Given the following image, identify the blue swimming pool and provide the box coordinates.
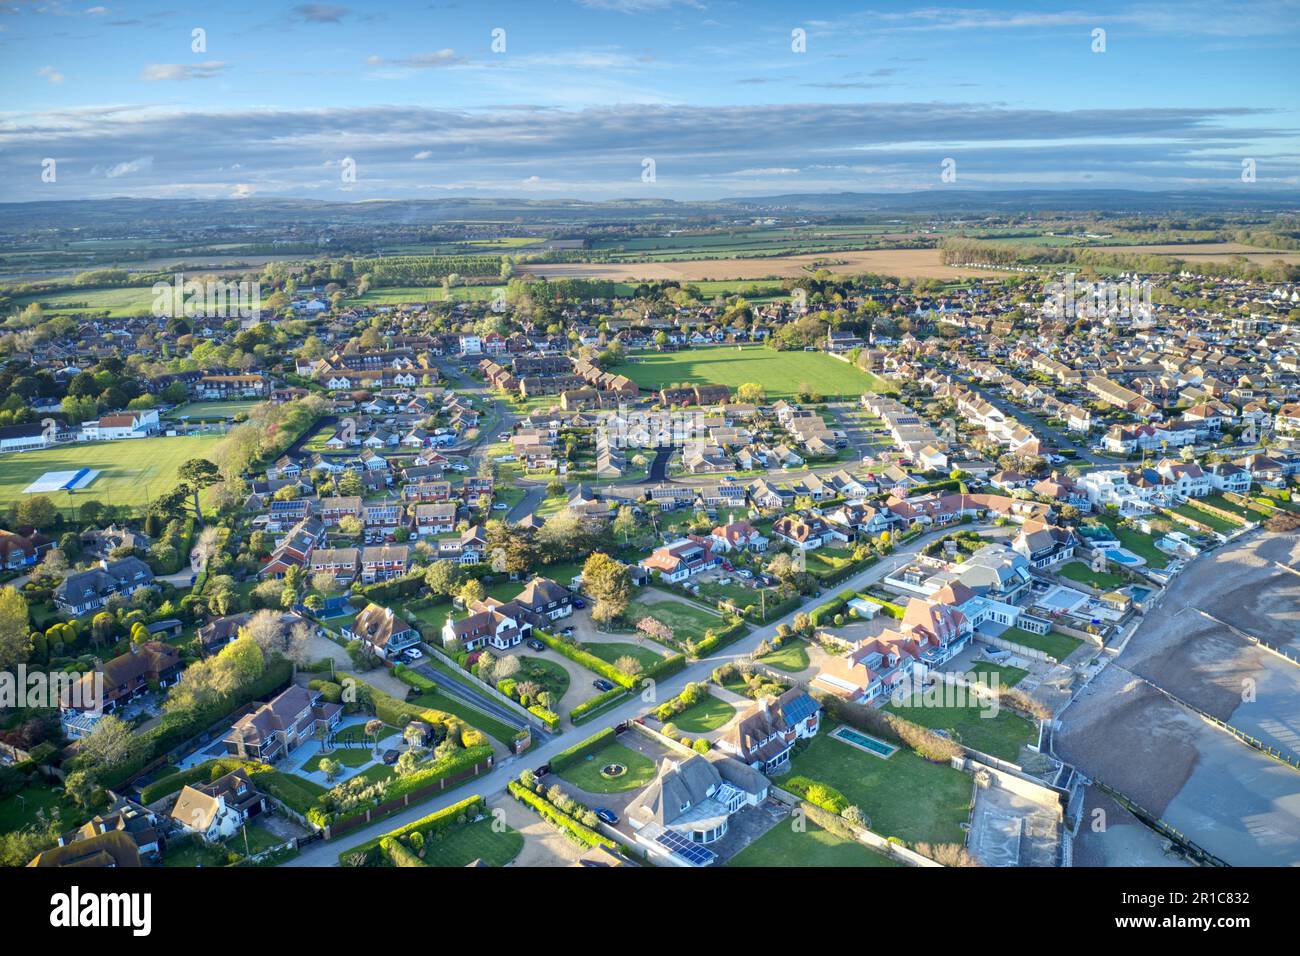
[1106,549,1142,566]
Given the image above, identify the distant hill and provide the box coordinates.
[1,189,1296,232]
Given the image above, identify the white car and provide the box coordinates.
[492,502,509,511]
[498,433,510,441]
[401,647,424,661]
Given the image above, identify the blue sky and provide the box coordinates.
[2,0,1298,201]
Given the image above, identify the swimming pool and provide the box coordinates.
[1105,548,1144,566]
[831,725,898,759]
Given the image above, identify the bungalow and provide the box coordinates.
[625,754,757,853]
[771,513,846,551]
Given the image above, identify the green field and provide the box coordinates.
[163,400,260,420]
[623,345,892,401]
[729,819,899,867]
[0,434,223,511]
[10,284,157,317]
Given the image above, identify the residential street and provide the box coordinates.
[282,521,972,866]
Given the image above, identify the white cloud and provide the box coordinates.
[140,61,226,81]
[38,65,64,84]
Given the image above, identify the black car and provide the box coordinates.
[526,639,545,652]
[534,764,551,778]
[593,678,615,692]
[572,598,586,609]
[594,807,619,825]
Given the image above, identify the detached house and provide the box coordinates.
[441,599,524,652]
[170,769,267,843]
[223,685,343,762]
[343,603,420,660]
[640,538,719,583]
[717,689,821,774]
[55,557,156,614]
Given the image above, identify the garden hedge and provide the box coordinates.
[569,688,628,725]
[341,794,485,862]
[507,780,614,849]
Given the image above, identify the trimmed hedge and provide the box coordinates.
[532,629,636,690]
[569,688,628,726]
[856,593,905,619]
[550,727,616,772]
[341,794,485,863]
[138,757,248,805]
[380,837,428,867]
[507,780,613,849]
[392,664,437,693]
[527,704,560,732]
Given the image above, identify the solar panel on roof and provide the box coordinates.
[654,830,717,867]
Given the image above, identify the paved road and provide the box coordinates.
[282,521,970,866]
[410,657,535,738]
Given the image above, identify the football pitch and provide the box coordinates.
[0,435,222,510]
[623,345,893,401]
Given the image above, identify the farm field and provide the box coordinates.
[0,434,223,511]
[527,248,1015,282]
[9,284,157,317]
[623,345,891,401]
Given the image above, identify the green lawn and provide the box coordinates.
[729,819,899,867]
[0,434,223,512]
[10,284,158,317]
[673,693,738,733]
[1096,517,1169,569]
[622,344,892,402]
[332,722,399,745]
[584,641,665,671]
[1203,494,1270,522]
[1170,503,1240,535]
[555,742,658,794]
[965,661,1028,688]
[419,818,524,867]
[996,627,1084,662]
[778,728,971,845]
[759,637,810,673]
[886,695,1037,761]
[623,592,723,643]
[0,780,80,833]
[1057,560,1126,591]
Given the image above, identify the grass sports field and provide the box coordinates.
[623,345,891,401]
[0,435,222,510]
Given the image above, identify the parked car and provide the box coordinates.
[401,647,424,662]
[594,808,619,825]
[526,639,545,652]
[535,763,551,778]
[593,678,615,692]
[736,568,754,579]
[561,626,575,636]
[572,598,586,609]
[492,502,509,511]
